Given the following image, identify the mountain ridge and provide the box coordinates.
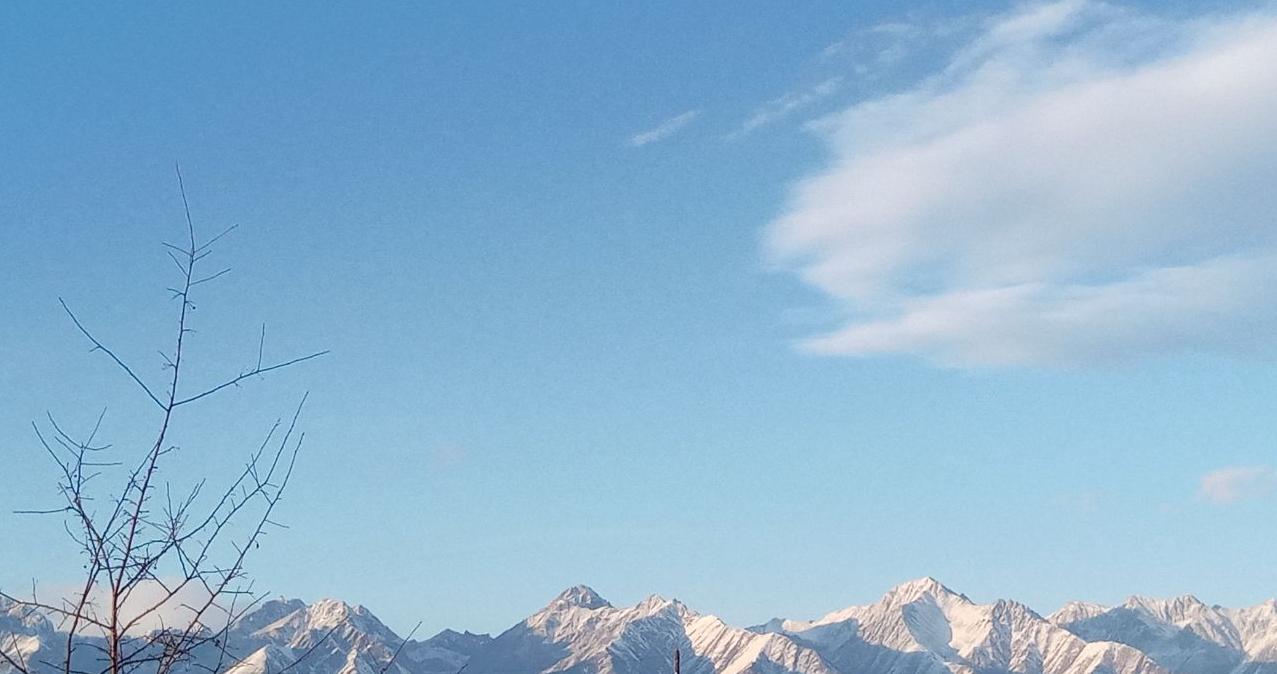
[5,580,1277,674]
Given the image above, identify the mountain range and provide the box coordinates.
[5,579,1277,674]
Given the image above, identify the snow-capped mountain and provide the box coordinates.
[221,597,418,674]
[464,585,832,674]
[1051,594,1277,674]
[752,577,1163,674]
[5,580,1277,674]
[1,595,54,674]
[399,629,492,674]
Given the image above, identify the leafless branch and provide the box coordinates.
[173,352,328,408]
[4,168,323,674]
[2,628,31,674]
[378,622,422,674]
[274,624,342,674]
[58,299,164,410]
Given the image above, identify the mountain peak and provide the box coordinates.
[425,628,493,650]
[904,576,944,588]
[301,598,396,639]
[750,617,788,634]
[1,596,53,636]
[310,598,360,620]
[232,597,308,636]
[430,628,471,640]
[550,585,611,610]
[876,577,971,611]
[635,593,689,615]
[1174,593,1206,610]
[1122,593,1206,614]
[1049,600,1109,625]
[886,577,952,597]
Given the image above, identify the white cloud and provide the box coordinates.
[628,109,701,147]
[766,1,1277,366]
[1199,465,1277,504]
[733,77,844,137]
[39,579,224,635]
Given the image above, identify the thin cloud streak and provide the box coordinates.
[731,77,844,138]
[628,109,702,147]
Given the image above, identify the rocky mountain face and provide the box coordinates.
[4,580,1276,674]
[464,585,832,674]
[1049,594,1277,674]
[750,578,1163,674]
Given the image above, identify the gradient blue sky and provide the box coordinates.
[3,0,1277,638]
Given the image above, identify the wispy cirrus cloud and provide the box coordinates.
[1199,466,1277,504]
[822,20,919,60]
[627,109,702,147]
[766,1,1277,367]
[731,77,844,138]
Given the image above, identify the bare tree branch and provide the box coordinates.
[274,624,342,674]
[173,352,328,408]
[58,299,164,410]
[379,622,422,674]
[5,169,324,674]
[1,629,31,674]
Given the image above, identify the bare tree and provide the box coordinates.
[1,167,327,674]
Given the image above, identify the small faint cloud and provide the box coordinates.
[1198,465,1277,504]
[628,109,702,147]
[823,15,977,80]
[822,20,919,59]
[731,77,844,138]
[870,21,919,36]
[739,15,962,142]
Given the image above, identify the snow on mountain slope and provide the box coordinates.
[1,595,55,674]
[0,598,53,638]
[232,599,311,638]
[1049,604,1109,626]
[1054,595,1277,674]
[225,598,415,674]
[757,578,1165,674]
[685,613,835,674]
[224,645,305,674]
[1227,601,1277,669]
[245,599,402,652]
[6,581,1277,674]
[465,586,833,674]
[400,629,493,674]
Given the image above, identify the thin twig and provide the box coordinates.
[58,299,164,410]
[274,624,342,674]
[173,351,328,408]
[379,622,423,674]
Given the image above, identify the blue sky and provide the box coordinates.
[3,0,1277,637]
